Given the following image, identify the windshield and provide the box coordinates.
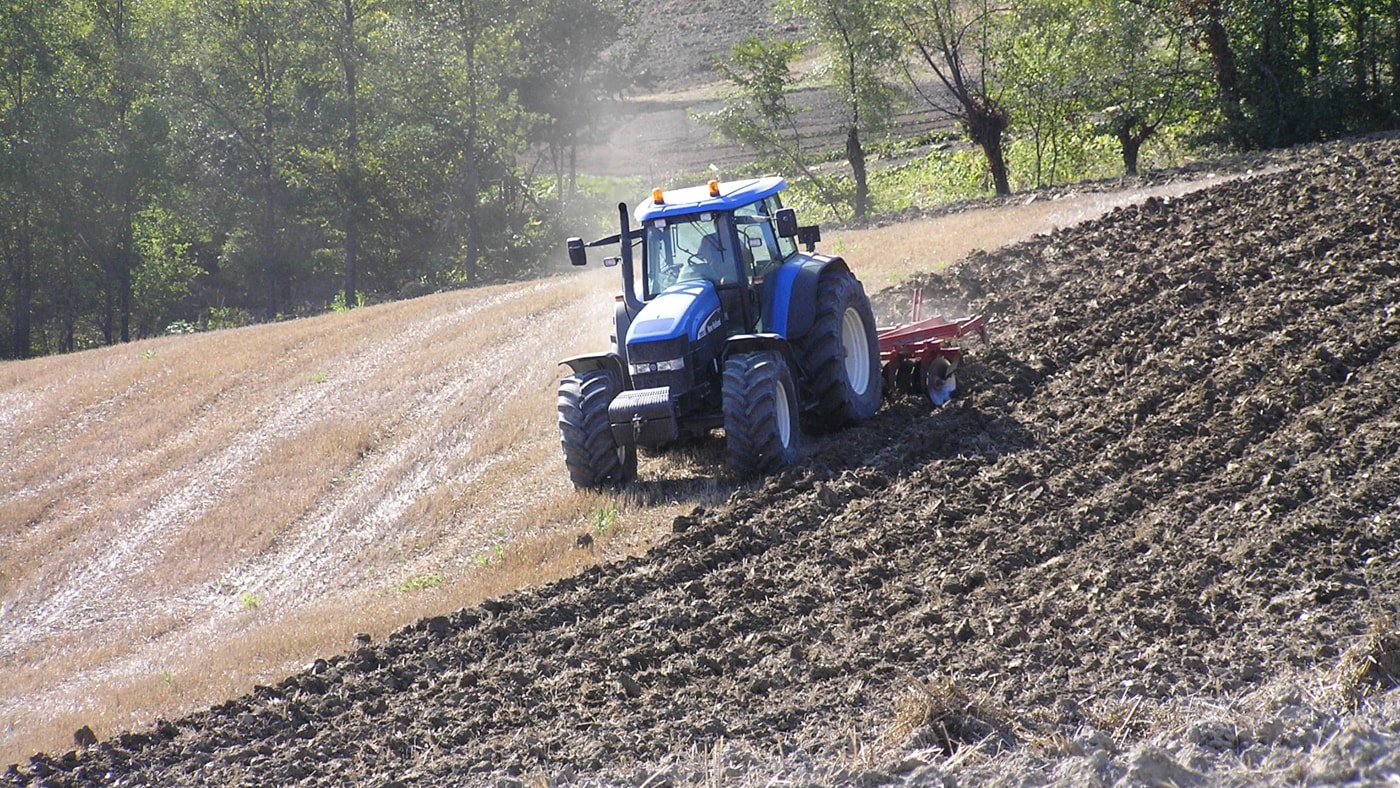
[643,212,739,297]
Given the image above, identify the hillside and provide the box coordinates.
[575,0,949,181]
[0,140,1247,766]
[4,135,1398,784]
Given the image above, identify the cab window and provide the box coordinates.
[643,212,741,297]
[734,198,788,279]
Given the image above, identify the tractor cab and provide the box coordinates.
[637,177,802,336]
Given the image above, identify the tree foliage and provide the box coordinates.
[698,36,849,215]
[2,0,1399,357]
[1179,0,1400,146]
[897,0,1016,195]
[700,1,904,217]
[1001,0,1199,182]
[776,0,905,217]
[0,0,634,358]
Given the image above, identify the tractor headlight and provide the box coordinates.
[630,357,686,375]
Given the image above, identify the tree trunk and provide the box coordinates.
[1193,2,1246,142]
[458,0,481,284]
[464,150,481,284]
[1305,0,1321,79]
[257,27,287,317]
[568,130,578,200]
[340,0,360,307]
[980,138,1011,196]
[113,0,135,344]
[1392,0,1400,113]
[11,221,33,359]
[116,193,134,343]
[1352,0,1369,95]
[966,106,1011,196]
[60,236,76,353]
[94,222,133,346]
[118,244,132,343]
[102,259,115,344]
[846,125,869,218]
[1119,129,1144,176]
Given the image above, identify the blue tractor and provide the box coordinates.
[558,176,881,485]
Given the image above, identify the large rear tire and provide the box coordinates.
[558,370,635,488]
[722,351,800,478]
[796,270,882,431]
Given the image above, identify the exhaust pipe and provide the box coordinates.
[617,202,644,315]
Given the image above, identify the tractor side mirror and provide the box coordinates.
[775,208,798,238]
[797,224,821,252]
[567,237,587,266]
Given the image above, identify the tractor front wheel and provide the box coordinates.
[558,370,635,487]
[722,351,800,478]
[797,271,882,431]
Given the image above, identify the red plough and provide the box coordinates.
[878,289,987,406]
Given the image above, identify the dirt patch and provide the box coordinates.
[9,137,1398,785]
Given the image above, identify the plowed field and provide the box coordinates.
[7,138,1400,786]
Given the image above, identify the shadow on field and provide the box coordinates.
[623,353,1041,509]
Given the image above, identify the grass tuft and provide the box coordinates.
[396,573,444,593]
[886,675,1017,756]
[1336,615,1400,705]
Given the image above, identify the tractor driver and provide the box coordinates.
[676,233,725,284]
[647,215,738,294]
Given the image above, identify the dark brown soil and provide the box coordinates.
[624,0,787,93]
[7,138,1400,786]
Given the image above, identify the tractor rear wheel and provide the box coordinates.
[797,270,882,431]
[722,351,800,478]
[558,370,635,487]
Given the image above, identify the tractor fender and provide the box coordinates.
[612,299,634,364]
[722,334,802,390]
[764,254,851,340]
[559,352,628,390]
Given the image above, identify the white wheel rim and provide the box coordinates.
[841,307,870,395]
[775,377,792,447]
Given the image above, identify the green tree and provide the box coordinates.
[1088,0,1198,175]
[700,37,847,215]
[1177,0,1245,143]
[1003,0,1197,181]
[0,0,74,357]
[515,0,637,201]
[1174,0,1400,147]
[175,0,316,317]
[777,0,904,218]
[1001,0,1092,186]
[77,0,173,344]
[131,205,202,336]
[375,0,551,287]
[303,0,385,309]
[898,0,1015,195]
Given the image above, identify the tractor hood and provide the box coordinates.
[626,282,722,346]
